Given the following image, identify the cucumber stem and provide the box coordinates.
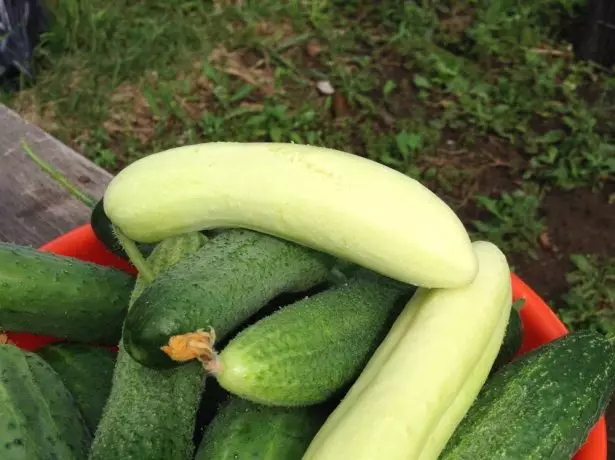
[203,354,222,374]
[21,141,98,208]
[112,226,155,283]
[160,328,217,364]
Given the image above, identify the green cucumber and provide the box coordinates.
[90,198,155,261]
[195,396,327,460]
[124,229,333,369]
[193,378,230,446]
[440,330,615,460]
[37,343,116,433]
[210,270,414,406]
[0,243,134,344]
[491,306,523,372]
[191,285,332,446]
[89,232,207,460]
[0,343,91,459]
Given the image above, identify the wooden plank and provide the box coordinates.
[0,104,112,247]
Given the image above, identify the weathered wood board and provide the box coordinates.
[0,104,111,246]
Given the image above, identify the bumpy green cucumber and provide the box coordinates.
[124,229,333,369]
[195,396,327,460]
[211,270,414,406]
[0,344,91,459]
[89,233,207,460]
[0,243,134,344]
[440,330,615,460]
[37,343,116,433]
[491,306,523,372]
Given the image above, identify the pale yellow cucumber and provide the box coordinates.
[103,142,477,288]
[417,304,510,460]
[302,240,512,460]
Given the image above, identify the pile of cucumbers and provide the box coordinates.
[1,142,614,460]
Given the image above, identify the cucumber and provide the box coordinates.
[491,305,523,372]
[191,286,332,445]
[303,241,513,460]
[0,243,134,344]
[89,233,207,460]
[124,229,333,369]
[195,396,327,460]
[90,197,156,261]
[37,343,116,433]
[0,343,91,459]
[193,378,230,447]
[103,142,478,289]
[440,330,615,460]
[209,269,413,406]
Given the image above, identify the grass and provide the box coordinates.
[2,0,614,331]
[560,254,615,335]
[471,184,546,262]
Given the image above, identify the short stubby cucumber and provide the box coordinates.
[0,243,134,344]
[124,229,333,369]
[302,241,513,460]
[37,343,116,433]
[103,142,478,289]
[89,232,207,460]
[440,330,615,460]
[195,397,327,460]
[0,344,91,460]
[209,269,414,406]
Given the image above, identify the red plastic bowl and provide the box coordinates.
[5,223,608,460]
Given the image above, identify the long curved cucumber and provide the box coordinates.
[103,142,477,289]
[123,229,333,369]
[0,243,134,344]
[302,241,513,460]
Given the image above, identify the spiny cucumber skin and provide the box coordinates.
[124,229,334,369]
[195,396,326,460]
[0,344,91,460]
[37,344,116,434]
[88,344,204,460]
[129,232,209,304]
[440,330,615,460]
[89,233,207,460]
[217,270,414,406]
[0,243,134,344]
